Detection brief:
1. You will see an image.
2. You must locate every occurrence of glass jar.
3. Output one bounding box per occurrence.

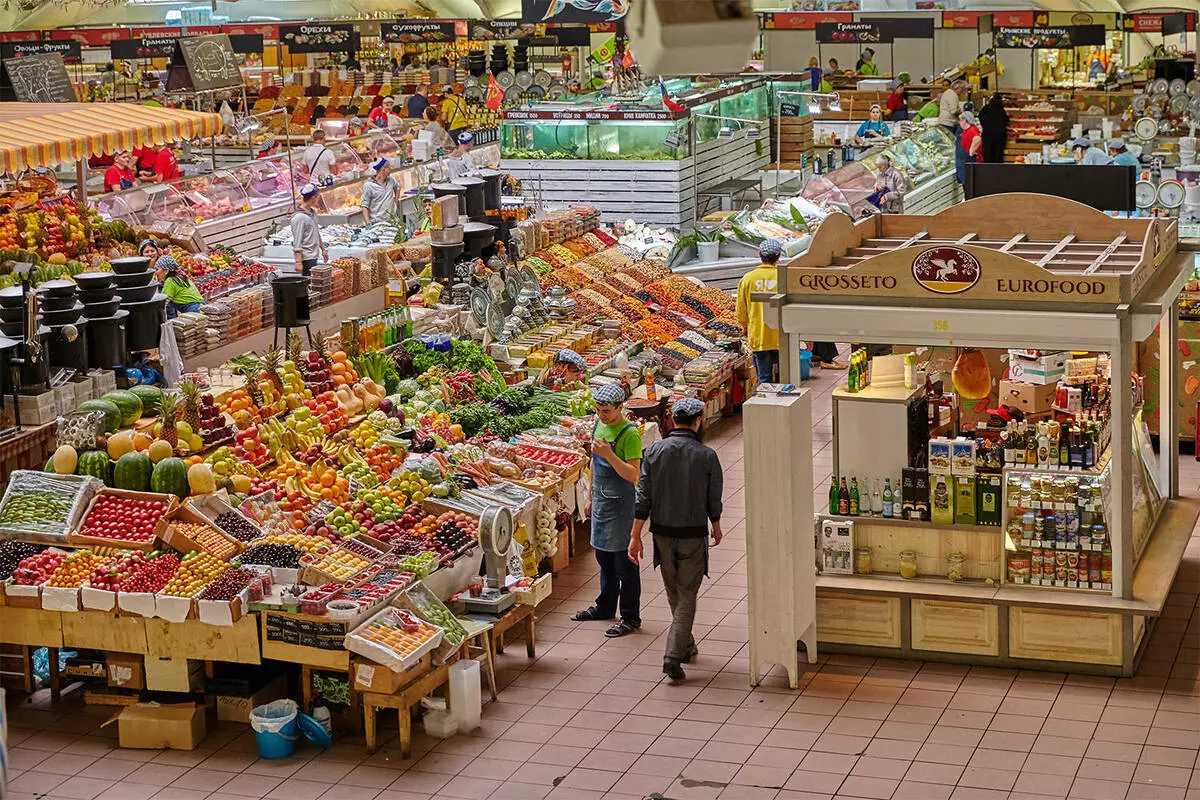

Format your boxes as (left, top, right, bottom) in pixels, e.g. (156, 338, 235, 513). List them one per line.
(899, 550, 918, 579)
(854, 547, 873, 575)
(946, 552, 966, 582)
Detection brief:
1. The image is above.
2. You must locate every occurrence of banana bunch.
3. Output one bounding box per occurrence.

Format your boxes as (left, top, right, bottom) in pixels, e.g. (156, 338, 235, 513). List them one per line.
(285, 474, 323, 499)
(336, 442, 367, 467)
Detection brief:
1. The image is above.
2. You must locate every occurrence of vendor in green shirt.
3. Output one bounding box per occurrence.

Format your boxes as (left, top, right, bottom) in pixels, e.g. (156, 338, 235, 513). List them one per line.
(155, 255, 205, 318)
(856, 48, 880, 76)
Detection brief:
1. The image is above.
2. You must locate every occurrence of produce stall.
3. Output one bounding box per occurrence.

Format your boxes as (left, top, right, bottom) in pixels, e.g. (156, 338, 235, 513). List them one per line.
(750, 194, 1196, 677)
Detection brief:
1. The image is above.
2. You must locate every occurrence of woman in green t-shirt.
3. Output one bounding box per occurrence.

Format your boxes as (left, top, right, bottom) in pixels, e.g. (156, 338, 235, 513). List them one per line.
(155, 255, 205, 318)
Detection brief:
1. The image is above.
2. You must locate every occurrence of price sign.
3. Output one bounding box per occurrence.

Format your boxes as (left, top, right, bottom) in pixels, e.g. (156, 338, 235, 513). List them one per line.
(307, 500, 336, 525)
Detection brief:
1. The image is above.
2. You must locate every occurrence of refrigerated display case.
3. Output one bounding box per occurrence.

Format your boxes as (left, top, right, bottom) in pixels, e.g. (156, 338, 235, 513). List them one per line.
(229, 157, 296, 208)
(292, 140, 365, 187)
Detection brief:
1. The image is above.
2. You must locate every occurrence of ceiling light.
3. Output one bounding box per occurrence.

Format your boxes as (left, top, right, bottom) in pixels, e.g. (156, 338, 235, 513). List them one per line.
(828, 95, 842, 112)
(807, 101, 822, 115)
(717, 126, 734, 139)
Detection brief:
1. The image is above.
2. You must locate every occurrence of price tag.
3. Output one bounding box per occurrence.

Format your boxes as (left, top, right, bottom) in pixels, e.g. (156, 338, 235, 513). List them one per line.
(348, 476, 364, 497)
(307, 500, 336, 525)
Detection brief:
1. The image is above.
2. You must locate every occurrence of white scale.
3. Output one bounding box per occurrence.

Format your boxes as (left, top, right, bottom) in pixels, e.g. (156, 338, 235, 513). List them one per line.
(461, 504, 517, 615)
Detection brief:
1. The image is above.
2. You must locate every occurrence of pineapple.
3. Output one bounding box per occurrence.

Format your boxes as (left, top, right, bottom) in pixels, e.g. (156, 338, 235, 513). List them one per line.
(312, 329, 331, 368)
(159, 392, 179, 450)
(179, 379, 202, 435)
(287, 331, 302, 365)
(262, 346, 285, 396)
(241, 366, 264, 407)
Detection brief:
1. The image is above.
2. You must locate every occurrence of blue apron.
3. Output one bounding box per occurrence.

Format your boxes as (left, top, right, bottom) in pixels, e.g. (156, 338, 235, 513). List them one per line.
(590, 421, 637, 552)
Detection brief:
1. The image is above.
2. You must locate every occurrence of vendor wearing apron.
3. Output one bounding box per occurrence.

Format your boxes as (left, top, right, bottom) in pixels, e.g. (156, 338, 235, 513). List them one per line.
(572, 384, 643, 638)
(536, 348, 587, 390)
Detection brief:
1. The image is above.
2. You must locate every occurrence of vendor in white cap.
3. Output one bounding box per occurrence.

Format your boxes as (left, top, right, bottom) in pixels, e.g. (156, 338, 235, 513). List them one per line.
(360, 157, 401, 225)
(537, 348, 587, 389)
(1108, 138, 1139, 167)
(369, 96, 397, 129)
(445, 131, 479, 180)
(290, 184, 327, 277)
(1071, 136, 1111, 166)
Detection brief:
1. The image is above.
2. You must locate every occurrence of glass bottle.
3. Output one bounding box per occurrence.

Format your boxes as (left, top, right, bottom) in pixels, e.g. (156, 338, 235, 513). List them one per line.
(838, 477, 850, 515)
(881, 478, 894, 518)
(870, 479, 883, 515)
(849, 477, 860, 516)
(829, 476, 839, 516)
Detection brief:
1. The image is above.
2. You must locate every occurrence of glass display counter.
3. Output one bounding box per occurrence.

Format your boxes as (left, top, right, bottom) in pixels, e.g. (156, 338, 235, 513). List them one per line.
(292, 140, 365, 187)
(229, 157, 295, 209)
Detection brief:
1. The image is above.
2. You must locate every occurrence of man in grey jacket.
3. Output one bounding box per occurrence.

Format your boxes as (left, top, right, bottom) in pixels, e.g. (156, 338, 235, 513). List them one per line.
(629, 397, 723, 682)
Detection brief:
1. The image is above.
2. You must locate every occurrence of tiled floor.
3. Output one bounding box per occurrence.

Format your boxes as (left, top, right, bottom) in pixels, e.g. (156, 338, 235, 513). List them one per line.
(3, 366, 1199, 800)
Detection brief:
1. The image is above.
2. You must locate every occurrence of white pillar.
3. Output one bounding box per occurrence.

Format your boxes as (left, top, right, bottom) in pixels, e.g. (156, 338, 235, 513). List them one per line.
(1159, 300, 1180, 500)
(1112, 312, 1134, 600)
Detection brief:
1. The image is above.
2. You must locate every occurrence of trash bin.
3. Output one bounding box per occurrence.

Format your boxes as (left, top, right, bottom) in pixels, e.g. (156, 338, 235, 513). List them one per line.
(799, 349, 812, 381)
(250, 699, 299, 759)
(271, 276, 311, 329)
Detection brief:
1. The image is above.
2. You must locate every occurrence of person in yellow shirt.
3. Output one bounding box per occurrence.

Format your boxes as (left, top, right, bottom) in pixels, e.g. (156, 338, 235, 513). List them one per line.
(737, 239, 783, 383)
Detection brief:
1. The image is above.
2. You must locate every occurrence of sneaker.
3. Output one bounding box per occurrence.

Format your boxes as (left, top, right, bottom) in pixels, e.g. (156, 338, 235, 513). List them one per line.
(663, 659, 686, 682)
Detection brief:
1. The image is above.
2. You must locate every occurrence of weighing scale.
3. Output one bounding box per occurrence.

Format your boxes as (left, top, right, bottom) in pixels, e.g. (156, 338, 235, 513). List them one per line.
(462, 504, 517, 615)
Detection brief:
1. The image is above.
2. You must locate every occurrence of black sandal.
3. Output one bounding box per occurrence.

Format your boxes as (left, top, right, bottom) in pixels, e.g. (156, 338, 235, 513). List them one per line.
(604, 619, 638, 638)
(683, 643, 699, 663)
(572, 607, 614, 622)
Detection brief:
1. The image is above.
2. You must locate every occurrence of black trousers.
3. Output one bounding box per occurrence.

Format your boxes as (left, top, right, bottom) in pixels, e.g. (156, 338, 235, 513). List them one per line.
(812, 342, 839, 364)
(982, 140, 1005, 164)
(595, 548, 641, 625)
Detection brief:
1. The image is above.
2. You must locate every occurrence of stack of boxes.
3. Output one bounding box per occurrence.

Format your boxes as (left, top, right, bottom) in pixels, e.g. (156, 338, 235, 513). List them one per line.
(999, 350, 1068, 418)
(912, 436, 1001, 528)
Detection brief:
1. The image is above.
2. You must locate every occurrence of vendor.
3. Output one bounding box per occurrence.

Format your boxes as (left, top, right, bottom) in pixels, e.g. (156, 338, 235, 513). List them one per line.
(1071, 137, 1111, 166)
(103, 150, 136, 193)
(151, 142, 180, 182)
(856, 48, 879, 76)
(537, 348, 587, 389)
(421, 106, 452, 152)
(139, 239, 162, 270)
(855, 105, 890, 143)
(440, 85, 470, 141)
(825, 57, 840, 76)
(445, 131, 479, 180)
(360, 158, 401, 225)
(1108, 138, 1139, 167)
(155, 255, 205, 318)
(887, 85, 909, 122)
(291, 184, 327, 277)
(132, 146, 157, 179)
(369, 96, 397, 129)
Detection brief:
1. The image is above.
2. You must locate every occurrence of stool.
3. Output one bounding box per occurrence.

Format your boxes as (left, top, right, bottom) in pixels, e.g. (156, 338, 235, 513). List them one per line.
(363, 650, 459, 757)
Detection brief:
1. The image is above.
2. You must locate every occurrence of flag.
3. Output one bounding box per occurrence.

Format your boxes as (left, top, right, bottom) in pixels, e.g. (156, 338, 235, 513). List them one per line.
(590, 35, 616, 64)
(486, 73, 503, 111)
(620, 46, 634, 70)
(659, 79, 685, 113)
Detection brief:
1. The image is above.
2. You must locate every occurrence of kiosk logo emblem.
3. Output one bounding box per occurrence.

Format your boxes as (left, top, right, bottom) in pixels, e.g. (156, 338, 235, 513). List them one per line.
(911, 246, 981, 295)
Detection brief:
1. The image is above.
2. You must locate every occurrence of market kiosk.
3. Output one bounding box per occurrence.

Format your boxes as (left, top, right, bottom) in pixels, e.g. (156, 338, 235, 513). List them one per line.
(750, 194, 1197, 678)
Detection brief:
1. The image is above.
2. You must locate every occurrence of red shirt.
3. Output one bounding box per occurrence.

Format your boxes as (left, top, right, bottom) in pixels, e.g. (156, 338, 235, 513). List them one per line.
(369, 106, 392, 127)
(133, 147, 156, 171)
(153, 148, 179, 181)
(104, 166, 134, 193)
(960, 125, 981, 162)
(886, 93, 904, 113)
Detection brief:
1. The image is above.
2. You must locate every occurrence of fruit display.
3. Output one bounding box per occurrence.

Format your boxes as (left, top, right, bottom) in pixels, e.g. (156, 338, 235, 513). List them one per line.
(302, 545, 371, 581)
(338, 567, 413, 610)
(240, 542, 304, 569)
(198, 567, 258, 601)
(214, 511, 260, 542)
(403, 582, 467, 645)
(515, 444, 583, 472)
(76, 493, 172, 547)
(345, 606, 443, 670)
(11, 550, 65, 585)
(0, 541, 46, 579)
(85, 551, 151, 592)
(170, 521, 241, 560)
(44, 551, 109, 588)
(161, 551, 227, 597)
(0, 471, 98, 541)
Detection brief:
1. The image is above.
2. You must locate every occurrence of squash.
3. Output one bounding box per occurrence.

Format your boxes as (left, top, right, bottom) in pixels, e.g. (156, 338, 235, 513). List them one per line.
(187, 463, 216, 495)
(107, 430, 135, 460)
(52, 445, 78, 475)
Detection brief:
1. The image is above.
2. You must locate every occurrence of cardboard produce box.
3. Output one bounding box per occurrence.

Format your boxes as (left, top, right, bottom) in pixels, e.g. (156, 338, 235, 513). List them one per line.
(144, 657, 205, 694)
(998, 380, 1056, 416)
(104, 702, 206, 750)
(215, 674, 288, 723)
(352, 653, 431, 694)
(106, 653, 145, 690)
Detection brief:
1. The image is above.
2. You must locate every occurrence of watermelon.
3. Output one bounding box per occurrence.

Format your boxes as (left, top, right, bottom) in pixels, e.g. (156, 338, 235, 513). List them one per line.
(101, 390, 143, 426)
(150, 457, 189, 499)
(44, 456, 55, 473)
(114, 451, 154, 491)
(77, 450, 112, 485)
(129, 385, 164, 415)
(78, 399, 122, 433)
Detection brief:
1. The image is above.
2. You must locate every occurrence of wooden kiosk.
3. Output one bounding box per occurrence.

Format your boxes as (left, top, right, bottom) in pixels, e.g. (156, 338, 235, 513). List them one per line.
(752, 194, 1198, 676)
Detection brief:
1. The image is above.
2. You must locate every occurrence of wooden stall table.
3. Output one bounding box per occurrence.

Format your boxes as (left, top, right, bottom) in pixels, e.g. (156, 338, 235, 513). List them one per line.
(362, 649, 460, 757)
(478, 602, 536, 659)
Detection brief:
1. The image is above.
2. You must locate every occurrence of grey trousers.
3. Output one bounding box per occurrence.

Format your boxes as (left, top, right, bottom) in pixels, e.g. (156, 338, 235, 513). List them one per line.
(654, 534, 707, 663)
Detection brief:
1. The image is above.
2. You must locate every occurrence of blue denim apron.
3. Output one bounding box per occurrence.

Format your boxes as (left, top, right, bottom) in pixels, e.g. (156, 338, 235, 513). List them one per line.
(590, 421, 637, 552)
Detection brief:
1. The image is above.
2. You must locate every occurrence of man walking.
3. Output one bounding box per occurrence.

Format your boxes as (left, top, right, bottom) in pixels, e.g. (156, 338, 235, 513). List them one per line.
(629, 397, 724, 682)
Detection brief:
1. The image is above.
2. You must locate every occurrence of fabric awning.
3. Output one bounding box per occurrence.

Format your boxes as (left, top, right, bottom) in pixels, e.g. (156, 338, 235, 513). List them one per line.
(0, 102, 223, 173)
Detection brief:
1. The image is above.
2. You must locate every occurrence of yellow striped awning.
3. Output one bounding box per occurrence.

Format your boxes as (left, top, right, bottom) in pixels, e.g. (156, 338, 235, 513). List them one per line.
(0, 102, 223, 174)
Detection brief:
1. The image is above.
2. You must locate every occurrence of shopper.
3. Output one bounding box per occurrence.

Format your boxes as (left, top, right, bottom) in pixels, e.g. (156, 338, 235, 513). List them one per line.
(291, 184, 327, 277)
(572, 384, 643, 638)
(302, 129, 335, 186)
(978, 93, 1009, 163)
(421, 106, 452, 152)
(139, 239, 162, 271)
(1108, 138, 1139, 167)
(406, 85, 430, 119)
(537, 348, 587, 389)
(446, 131, 478, 180)
(855, 104, 890, 144)
(955, 111, 982, 184)
(936, 78, 960, 136)
(887, 84, 909, 122)
(360, 158, 401, 225)
(872, 154, 907, 214)
(1071, 137, 1111, 166)
(736, 239, 782, 384)
(343, 51, 361, 71)
(369, 96, 397, 129)
(155, 255, 205, 318)
(856, 48, 879, 76)
(630, 397, 724, 682)
(103, 150, 136, 193)
(441, 85, 470, 140)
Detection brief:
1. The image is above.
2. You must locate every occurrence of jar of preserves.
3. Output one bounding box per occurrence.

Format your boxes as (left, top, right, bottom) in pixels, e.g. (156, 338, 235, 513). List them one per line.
(899, 550, 918, 579)
(854, 547, 873, 575)
(946, 552, 966, 582)
(1008, 554, 1031, 583)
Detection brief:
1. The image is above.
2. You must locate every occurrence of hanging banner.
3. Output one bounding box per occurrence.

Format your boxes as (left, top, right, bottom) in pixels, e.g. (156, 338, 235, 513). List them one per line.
(278, 23, 356, 53)
(815, 21, 890, 44)
(995, 27, 1072, 48)
(111, 35, 180, 60)
(380, 20, 459, 42)
(760, 12, 852, 30)
(943, 11, 989, 29)
(522, 0, 627, 25)
(1162, 13, 1189, 36)
(0, 31, 44, 44)
(988, 11, 1035, 27)
(870, 17, 935, 38)
(590, 35, 616, 62)
(1124, 13, 1196, 33)
(790, 0, 860, 10)
(467, 20, 541, 39)
(228, 34, 264, 55)
(52, 28, 127, 47)
(1, 40, 81, 62)
(1046, 12, 1117, 28)
(223, 23, 280, 39)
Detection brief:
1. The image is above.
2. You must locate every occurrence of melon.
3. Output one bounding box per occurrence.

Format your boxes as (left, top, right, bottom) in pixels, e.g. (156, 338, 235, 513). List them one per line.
(101, 390, 143, 427)
(44, 456, 55, 473)
(128, 385, 164, 415)
(131, 431, 151, 452)
(77, 399, 122, 433)
(77, 449, 112, 485)
(187, 463, 216, 495)
(150, 457, 189, 499)
(107, 430, 135, 460)
(113, 451, 154, 491)
(230, 475, 252, 494)
(148, 439, 174, 463)
(52, 445, 78, 475)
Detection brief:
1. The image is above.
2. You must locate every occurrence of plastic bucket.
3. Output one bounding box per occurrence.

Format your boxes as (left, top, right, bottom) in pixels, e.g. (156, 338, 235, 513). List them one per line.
(799, 349, 812, 381)
(250, 699, 299, 759)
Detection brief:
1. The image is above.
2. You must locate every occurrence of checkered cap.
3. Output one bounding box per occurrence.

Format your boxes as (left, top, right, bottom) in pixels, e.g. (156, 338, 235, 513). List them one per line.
(759, 238, 783, 259)
(554, 349, 587, 369)
(592, 384, 626, 405)
(672, 397, 705, 417)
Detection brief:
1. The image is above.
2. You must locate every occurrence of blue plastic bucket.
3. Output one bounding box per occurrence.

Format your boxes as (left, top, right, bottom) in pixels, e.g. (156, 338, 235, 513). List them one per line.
(250, 700, 299, 759)
(799, 349, 812, 381)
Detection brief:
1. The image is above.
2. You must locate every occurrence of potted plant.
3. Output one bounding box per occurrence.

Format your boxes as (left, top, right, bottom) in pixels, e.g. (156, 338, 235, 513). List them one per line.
(674, 227, 727, 264)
